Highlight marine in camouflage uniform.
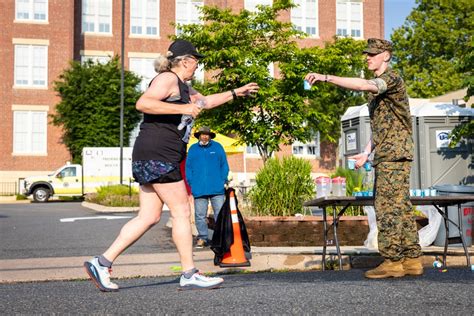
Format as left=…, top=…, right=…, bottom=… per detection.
left=367, top=63, right=422, bottom=262
left=305, top=38, right=423, bottom=278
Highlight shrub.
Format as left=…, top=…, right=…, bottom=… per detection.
left=248, top=156, right=315, bottom=216
left=16, top=194, right=28, bottom=200
left=86, top=185, right=139, bottom=207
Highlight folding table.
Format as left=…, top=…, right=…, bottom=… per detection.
left=303, top=195, right=474, bottom=270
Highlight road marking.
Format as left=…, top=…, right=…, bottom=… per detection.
left=60, top=215, right=133, bottom=223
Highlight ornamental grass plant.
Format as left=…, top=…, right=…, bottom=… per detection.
left=248, top=156, right=315, bottom=216
left=85, top=184, right=139, bottom=207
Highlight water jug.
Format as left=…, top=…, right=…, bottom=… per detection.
left=331, top=176, right=346, bottom=196
left=315, top=176, right=331, bottom=198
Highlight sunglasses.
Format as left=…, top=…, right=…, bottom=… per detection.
left=186, top=56, right=199, bottom=63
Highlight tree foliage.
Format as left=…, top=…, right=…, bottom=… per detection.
left=176, top=0, right=367, bottom=161
left=449, top=35, right=474, bottom=147
left=391, top=0, right=473, bottom=98
left=296, top=38, right=367, bottom=139
left=52, top=56, right=142, bottom=163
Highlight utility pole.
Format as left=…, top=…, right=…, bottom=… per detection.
left=119, top=0, right=125, bottom=185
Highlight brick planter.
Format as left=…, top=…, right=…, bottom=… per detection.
left=244, top=216, right=369, bottom=247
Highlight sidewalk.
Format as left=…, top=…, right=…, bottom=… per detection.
left=1, top=246, right=472, bottom=283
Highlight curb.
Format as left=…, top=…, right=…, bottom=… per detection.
left=0, top=197, right=30, bottom=204
left=81, top=201, right=139, bottom=213
left=1, top=246, right=472, bottom=284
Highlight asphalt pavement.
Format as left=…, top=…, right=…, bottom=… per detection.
left=1, top=269, right=473, bottom=314
left=1, top=200, right=473, bottom=314
left=1, top=200, right=472, bottom=284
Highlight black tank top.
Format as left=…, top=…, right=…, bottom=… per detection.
left=132, top=71, right=190, bottom=163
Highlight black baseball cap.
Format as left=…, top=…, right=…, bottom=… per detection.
left=167, top=39, right=204, bottom=59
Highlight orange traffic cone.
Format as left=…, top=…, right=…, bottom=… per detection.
left=219, top=191, right=250, bottom=267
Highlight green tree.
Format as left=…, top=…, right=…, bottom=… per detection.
left=296, top=38, right=367, bottom=140
left=177, top=0, right=367, bottom=162
left=391, top=0, right=473, bottom=98
left=52, top=56, right=142, bottom=163
left=449, top=41, right=474, bottom=147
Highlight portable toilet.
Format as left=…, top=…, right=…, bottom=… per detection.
left=341, top=99, right=425, bottom=189
left=411, top=103, right=473, bottom=189
left=340, top=99, right=472, bottom=189
left=341, top=104, right=371, bottom=168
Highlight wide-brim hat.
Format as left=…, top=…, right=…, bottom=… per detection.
left=363, top=38, right=393, bottom=54
left=194, top=126, right=216, bottom=139
left=167, top=39, right=204, bottom=59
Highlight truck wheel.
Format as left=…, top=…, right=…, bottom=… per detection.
left=33, top=187, right=50, bottom=202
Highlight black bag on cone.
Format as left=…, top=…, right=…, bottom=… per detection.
left=210, top=187, right=251, bottom=266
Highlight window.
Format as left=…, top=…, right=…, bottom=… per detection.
left=13, top=110, right=47, bottom=154
left=129, top=57, right=157, bottom=91
left=336, top=1, right=363, bottom=38
left=14, top=45, right=48, bottom=87
left=175, top=0, right=203, bottom=34
left=244, top=0, right=272, bottom=12
left=246, top=145, right=260, bottom=155
left=292, top=132, right=320, bottom=157
left=82, top=0, right=112, bottom=34
left=131, top=0, right=159, bottom=36
left=16, top=0, right=48, bottom=21
left=291, top=0, right=318, bottom=37
left=59, top=167, right=77, bottom=177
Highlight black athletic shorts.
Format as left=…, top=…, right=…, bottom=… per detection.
left=132, top=160, right=182, bottom=185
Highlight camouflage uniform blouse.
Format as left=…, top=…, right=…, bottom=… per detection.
left=367, top=67, right=414, bottom=166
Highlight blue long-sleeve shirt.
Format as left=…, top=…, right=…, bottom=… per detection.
left=185, top=140, right=229, bottom=198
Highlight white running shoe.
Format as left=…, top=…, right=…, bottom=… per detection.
left=179, top=271, right=224, bottom=290
left=84, top=257, right=119, bottom=292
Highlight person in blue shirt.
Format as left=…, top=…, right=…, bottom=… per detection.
left=186, top=126, right=229, bottom=248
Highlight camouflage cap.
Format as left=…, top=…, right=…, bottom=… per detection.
left=363, top=38, right=393, bottom=54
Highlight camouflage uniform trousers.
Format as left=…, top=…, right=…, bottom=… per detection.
left=374, top=161, right=422, bottom=261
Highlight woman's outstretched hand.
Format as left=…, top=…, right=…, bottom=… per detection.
left=235, top=82, right=260, bottom=97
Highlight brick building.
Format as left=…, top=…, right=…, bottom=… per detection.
left=0, top=0, right=384, bottom=189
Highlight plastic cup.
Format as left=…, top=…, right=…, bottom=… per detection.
left=430, top=189, right=437, bottom=196
left=347, top=159, right=356, bottom=170
left=304, top=80, right=311, bottom=90
left=423, top=189, right=430, bottom=197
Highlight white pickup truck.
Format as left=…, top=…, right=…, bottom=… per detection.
left=23, top=147, right=135, bottom=202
